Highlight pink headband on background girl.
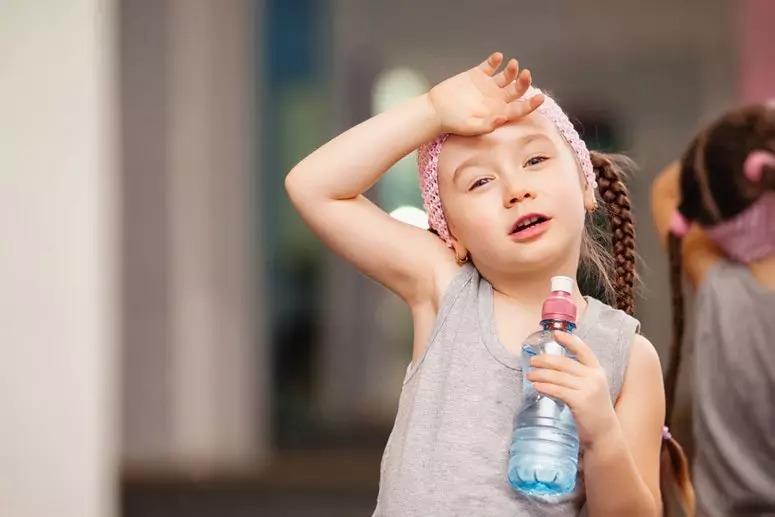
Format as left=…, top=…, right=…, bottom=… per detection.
left=669, top=192, right=775, bottom=263
left=668, top=149, right=775, bottom=263
left=417, top=86, right=596, bottom=246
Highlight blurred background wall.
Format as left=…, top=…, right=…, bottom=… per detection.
left=2, top=0, right=773, bottom=516
left=120, top=0, right=263, bottom=472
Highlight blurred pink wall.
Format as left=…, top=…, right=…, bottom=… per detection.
left=741, top=0, right=775, bottom=103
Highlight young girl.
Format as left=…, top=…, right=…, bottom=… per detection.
left=287, top=52, right=687, bottom=516
left=652, top=102, right=775, bottom=516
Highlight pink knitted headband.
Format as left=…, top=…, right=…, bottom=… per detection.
left=417, top=86, right=595, bottom=246
left=668, top=149, right=775, bottom=239
left=667, top=148, right=775, bottom=263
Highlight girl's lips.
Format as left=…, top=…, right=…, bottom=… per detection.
left=510, top=218, right=551, bottom=241
left=510, top=213, right=550, bottom=234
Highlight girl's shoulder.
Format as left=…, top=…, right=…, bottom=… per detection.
left=582, top=296, right=641, bottom=337
left=580, top=297, right=643, bottom=400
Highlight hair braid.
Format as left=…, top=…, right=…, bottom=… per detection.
left=590, top=151, right=637, bottom=315
left=665, top=233, right=686, bottom=425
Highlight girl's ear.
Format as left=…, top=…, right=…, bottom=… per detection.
left=583, top=181, right=597, bottom=212
left=450, top=235, right=469, bottom=264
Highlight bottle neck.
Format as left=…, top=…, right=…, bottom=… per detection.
left=541, top=319, right=576, bottom=332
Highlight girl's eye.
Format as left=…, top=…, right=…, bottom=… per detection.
left=469, top=178, right=491, bottom=190
left=525, top=156, right=548, bottom=167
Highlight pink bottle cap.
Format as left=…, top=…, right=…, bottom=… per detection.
left=541, top=276, right=577, bottom=324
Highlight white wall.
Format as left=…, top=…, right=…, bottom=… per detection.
left=0, top=1, right=119, bottom=516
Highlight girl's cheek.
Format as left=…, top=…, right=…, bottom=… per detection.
left=465, top=209, right=501, bottom=239
left=448, top=199, right=497, bottom=236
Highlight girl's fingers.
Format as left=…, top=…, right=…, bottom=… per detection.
left=504, top=94, right=544, bottom=120
left=480, top=114, right=508, bottom=134
left=504, top=69, right=532, bottom=102
left=532, top=382, right=575, bottom=405
left=478, top=52, right=504, bottom=76
left=552, top=331, right=600, bottom=368
left=530, top=354, right=586, bottom=377
left=527, top=368, right=583, bottom=390
left=494, top=59, right=519, bottom=88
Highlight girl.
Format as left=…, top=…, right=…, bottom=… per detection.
left=287, top=52, right=687, bottom=516
left=652, top=102, right=775, bottom=516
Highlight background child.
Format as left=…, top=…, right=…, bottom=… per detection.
left=288, top=52, right=688, bottom=516
left=652, top=102, right=775, bottom=516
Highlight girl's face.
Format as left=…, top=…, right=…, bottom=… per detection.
left=437, top=111, right=596, bottom=275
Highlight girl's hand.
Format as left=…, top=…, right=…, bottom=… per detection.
left=427, top=52, right=544, bottom=136
left=526, top=331, right=619, bottom=449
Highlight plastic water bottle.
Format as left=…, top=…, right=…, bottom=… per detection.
left=508, top=276, right=580, bottom=496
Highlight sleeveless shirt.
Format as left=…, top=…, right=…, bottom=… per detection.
left=373, top=263, right=640, bottom=516
left=692, top=260, right=775, bottom=516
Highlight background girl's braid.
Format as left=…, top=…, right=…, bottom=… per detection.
left=590, top=152, right=637, bottom=315
left=664, top=233, right=686, bottom=425
left=661, top=234, right=696, bottom=515
left=661, top=155, right=697, bottom=517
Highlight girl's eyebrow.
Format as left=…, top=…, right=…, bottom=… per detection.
left=452, top=133, right=554, bottom=184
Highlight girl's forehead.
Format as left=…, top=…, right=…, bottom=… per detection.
left=437, top=112, right=563, bottom=176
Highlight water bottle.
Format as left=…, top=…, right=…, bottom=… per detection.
left=508, top=275, right=580, bottom=496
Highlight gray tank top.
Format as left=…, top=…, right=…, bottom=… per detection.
left=692, top=260, right=775, bottom=517
left=374, top=263, right=639, bottom=516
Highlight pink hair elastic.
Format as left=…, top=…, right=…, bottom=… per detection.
left=743, top=149, right=775, bottom=183
left=417, top=86, right=595, bottom=246
left=668, top=210, right=691, bottom=238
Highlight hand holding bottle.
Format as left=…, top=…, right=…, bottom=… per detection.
left=526, top=331, right=618, bottom=449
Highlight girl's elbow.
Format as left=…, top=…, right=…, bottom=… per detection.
left=284, top=167, right=301, bottom=196
left=285, top=167, right=312, bottom=205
